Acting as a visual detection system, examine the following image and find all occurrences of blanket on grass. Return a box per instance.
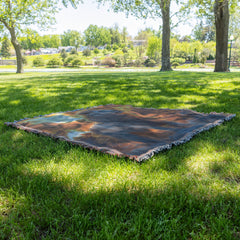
[5,104,235,162]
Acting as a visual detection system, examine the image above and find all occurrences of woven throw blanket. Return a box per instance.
[5,104,235,162]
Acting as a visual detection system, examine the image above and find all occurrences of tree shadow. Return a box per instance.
[0,71,240,239]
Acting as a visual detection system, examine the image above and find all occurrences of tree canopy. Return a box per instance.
[0,0,83,73]
[84,25,111,47]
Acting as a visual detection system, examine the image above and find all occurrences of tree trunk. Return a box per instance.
[214,0,229,72]
[9,27,24,73]
[160,0,172,71]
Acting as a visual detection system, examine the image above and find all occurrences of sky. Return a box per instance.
[40,1,195,37]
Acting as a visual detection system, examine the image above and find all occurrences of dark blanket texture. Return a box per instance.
[5,104,235,162]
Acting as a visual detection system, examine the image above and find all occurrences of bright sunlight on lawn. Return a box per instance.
[0,71,239,239]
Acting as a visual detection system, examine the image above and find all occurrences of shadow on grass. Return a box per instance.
[1,142,240,239]
[0,71,240,239]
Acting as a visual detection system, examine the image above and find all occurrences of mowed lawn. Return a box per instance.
[0,71,239,239]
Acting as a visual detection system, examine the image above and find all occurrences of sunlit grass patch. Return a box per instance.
[0,71,239,239]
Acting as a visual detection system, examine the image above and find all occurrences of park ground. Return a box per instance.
[0,71,240,239]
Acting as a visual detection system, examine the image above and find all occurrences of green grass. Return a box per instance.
[0,71,239,239]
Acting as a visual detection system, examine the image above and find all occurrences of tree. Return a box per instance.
[20,29,42,51]
[61,30,83,49]
[0,0,82,73]
[84,25,111,47]
[40,34,61,48]
[96,0,177,71]
[1,36,11,59]
[134,28,154,45]
[146,36,162,63]
[188,0,239,72]
[229,5,240,40]
[214,0,229,71]
[193,21,215,42]
[109,24,121,45]
[121,27,129,44]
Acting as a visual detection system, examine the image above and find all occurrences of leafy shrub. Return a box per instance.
[200,56,207,64]
[171,62,180,68]
[123,53,130,67]
[94,58,101,66]
[94,48,99,54]
[70,48,78,55]
[133,58,143,67]
[82,49,91,57]
[126,60,134,67]
[144,58,156,67]
[60,49,68,60]
[102,57,116,67]
[103,49,108,55]
[112,55,123,67]
[122,47,128,53]
[170,58,185,65]
[129,43,134,50]
[47,57,62,68]
[64,56,75,66]
[64,56,83,67]
[71,57,83,67]
[33,56,45,67]
[106,45,112,51]
[114,49,124,55]
[173,50,187,59]
[112,44,119,51]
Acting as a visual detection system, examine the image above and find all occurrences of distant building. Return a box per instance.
[39,48,58,54]
[58,46,75,53]
[132,40,147,47]
[78,45,89,52]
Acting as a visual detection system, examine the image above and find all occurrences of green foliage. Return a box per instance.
[82,49,91,57]
[193,21,215,42]
[64,55,83,67]
[109,24,121,45]
[171,58,186,64]
[102,57,116,67]
[93,48,100,54]
[19,29,42,51]
[144,58,156,67]
[103,49,108,55]
[60,49,68,60]
[64,55,76,66]
[171,62,180,68]
[114,49,124,55]
[61,30,83,49]
[0,0,76,73]
[106,44,112,51]
[229,5,240,41]
[122,47,128,53]
[146,36,161,62]
[123,53,130,66]
[171,39,216,62]
[33,56,45,67]
[0,37,11,59]
[47,57,63,68]
[70,48,78,55]
[133,58,144,67]
[84,25,111,47]
[71,57,83,67]
[94,58,101,66]
[40,34,61,48]
[135,28,154,42]
[112,55,123,67]
[112,43,119,51]
[0,0,59,32]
